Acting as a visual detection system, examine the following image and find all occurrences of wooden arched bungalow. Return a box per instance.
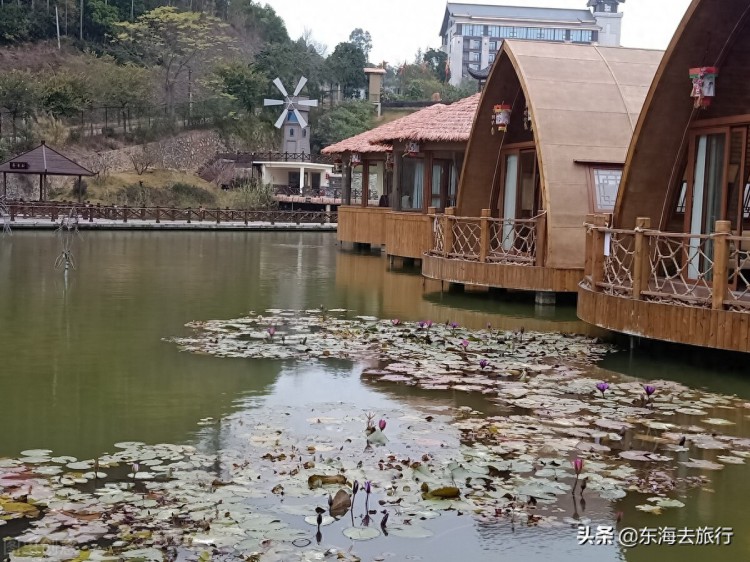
[421,40,662,303]
[324,94,480,260]
[578,0,750,352]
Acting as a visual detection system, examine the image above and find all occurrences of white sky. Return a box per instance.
[261,0,693,65]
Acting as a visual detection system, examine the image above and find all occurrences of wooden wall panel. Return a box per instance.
[337,206,389,246]
[577,285,750,353]
[423,254,581,292]
[384,212,434,259]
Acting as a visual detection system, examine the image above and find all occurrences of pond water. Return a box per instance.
[0,231,748,561]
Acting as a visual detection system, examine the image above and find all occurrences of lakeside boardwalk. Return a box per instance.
[1,202,337,231]
[5,218,337,231]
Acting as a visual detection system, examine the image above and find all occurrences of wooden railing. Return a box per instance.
[584,217,750,312]
[4,201,336,225]
[429,207,544,266]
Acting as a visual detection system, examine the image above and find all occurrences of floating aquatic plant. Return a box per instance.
[596,381,610,397]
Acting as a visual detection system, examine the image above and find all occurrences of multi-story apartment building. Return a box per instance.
[440,1,624,85]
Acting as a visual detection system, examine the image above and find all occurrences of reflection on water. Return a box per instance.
[335,249,602,335]
[1,232,749,561]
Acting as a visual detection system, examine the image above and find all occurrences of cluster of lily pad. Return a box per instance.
[3,309,750,560]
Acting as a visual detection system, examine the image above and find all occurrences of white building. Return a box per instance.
[440,1,624,85]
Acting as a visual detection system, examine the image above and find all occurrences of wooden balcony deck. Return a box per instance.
[420,208,581,293]
[337,206,389,246]
[337,207,436,259]
[578,218,750,352]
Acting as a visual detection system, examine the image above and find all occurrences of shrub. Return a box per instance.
[169,182,216,207]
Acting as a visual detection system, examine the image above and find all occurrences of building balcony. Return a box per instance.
[421,208,581,293]
[578,217,750,352]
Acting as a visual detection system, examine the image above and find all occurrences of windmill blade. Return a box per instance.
[293,76,308,97]
[293,107,308,129]
[297,99,319,107]
[264,99,284,106]
[273,77,289,98]
[274,108,290,129]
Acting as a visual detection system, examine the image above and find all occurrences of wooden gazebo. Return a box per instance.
[0,141,95,200]
[579,0,750,352]
[422,40,662,303]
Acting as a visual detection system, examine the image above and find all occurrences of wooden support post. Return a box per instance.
[2,172,6,198]
[187,208,192,224]
[123,205,128,223]
[423,152,433,213]
[392,147,402,211]
[155,207,160,224]
[216,208,221,224]
[361,160,370,207]
[712,220,731,310]
[479,208,490,263]
[632,217,651,300]
[535,212,547,267]
[443,207,455,258]
[343,158,352,205]
[584,214,596,278]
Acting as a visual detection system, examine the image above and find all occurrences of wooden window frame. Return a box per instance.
[585,164,623,214]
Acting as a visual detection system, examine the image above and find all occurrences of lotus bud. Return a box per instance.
[572,458,583,475]
[479,359,489,369]
[267,326,276,339]
[364,480,372,495]
[643,385,656,397]
[391,319,401,326]
[378,419,387,431]
[352,480,359,496]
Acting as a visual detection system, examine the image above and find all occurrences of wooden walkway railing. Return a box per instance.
[429,207,543,266]
[4,201,337,225]
[584,217,750,312]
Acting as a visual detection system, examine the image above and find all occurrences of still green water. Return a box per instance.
[0,231,748,561]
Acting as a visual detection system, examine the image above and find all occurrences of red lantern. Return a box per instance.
[492,104,512,134]
[689,67,718,109]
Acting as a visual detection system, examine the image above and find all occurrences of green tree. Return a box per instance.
[213,62,267,112]
[115,6,235,112]
[84,57,154,129]
[312,100,373,154]
[254,39,325,99]
[40,73,91,117]
[348,28,372,61]
[423,48,449,83]
[229,0,289,45]
[0,70,40,141]
[325,42,367,99]
[83,0,121,41]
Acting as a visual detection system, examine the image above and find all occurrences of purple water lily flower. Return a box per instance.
[450,321,459,330]
[596,382,609,397]
[418,321,427,329]
[460,339,469,349]
[267,326,276,339]
[391,319,401,326]
[572,458,583,475]
[426,320,433,330]
[644,385,656,397]
[364,480,372,495]
[479,359,489,370]
[378,419,387,431]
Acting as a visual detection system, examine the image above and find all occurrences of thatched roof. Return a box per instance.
[0,142,94,176]
[458,40,662,270]
[321,93,480,155]
[320,129,391,155]
[615,0,749,229]
[368,93,481,144]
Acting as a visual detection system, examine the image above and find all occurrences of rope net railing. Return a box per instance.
[727,236,750,311]
[487,218,537,265]
[429,214,538,265]
[432,216,444,254]
[601,229,636,297]
[644,232,714,307]
[588,224,750,313]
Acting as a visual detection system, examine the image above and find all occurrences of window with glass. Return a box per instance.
[468,39,481,50]
[590,168,623,212]
[498,26,516,38]
[570,29,593,42]
[469,51,480,62]
[539,28,565,41]
[468,63,480,71]
[488,53,495,63]
[400,158,424,211]
[487,26,500,37]
[463,24,484,37]
[489,41,497,51]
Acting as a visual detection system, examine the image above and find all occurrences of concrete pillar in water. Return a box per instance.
[535,291,556,306]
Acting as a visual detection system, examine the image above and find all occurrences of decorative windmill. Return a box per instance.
[264,77,318,155]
